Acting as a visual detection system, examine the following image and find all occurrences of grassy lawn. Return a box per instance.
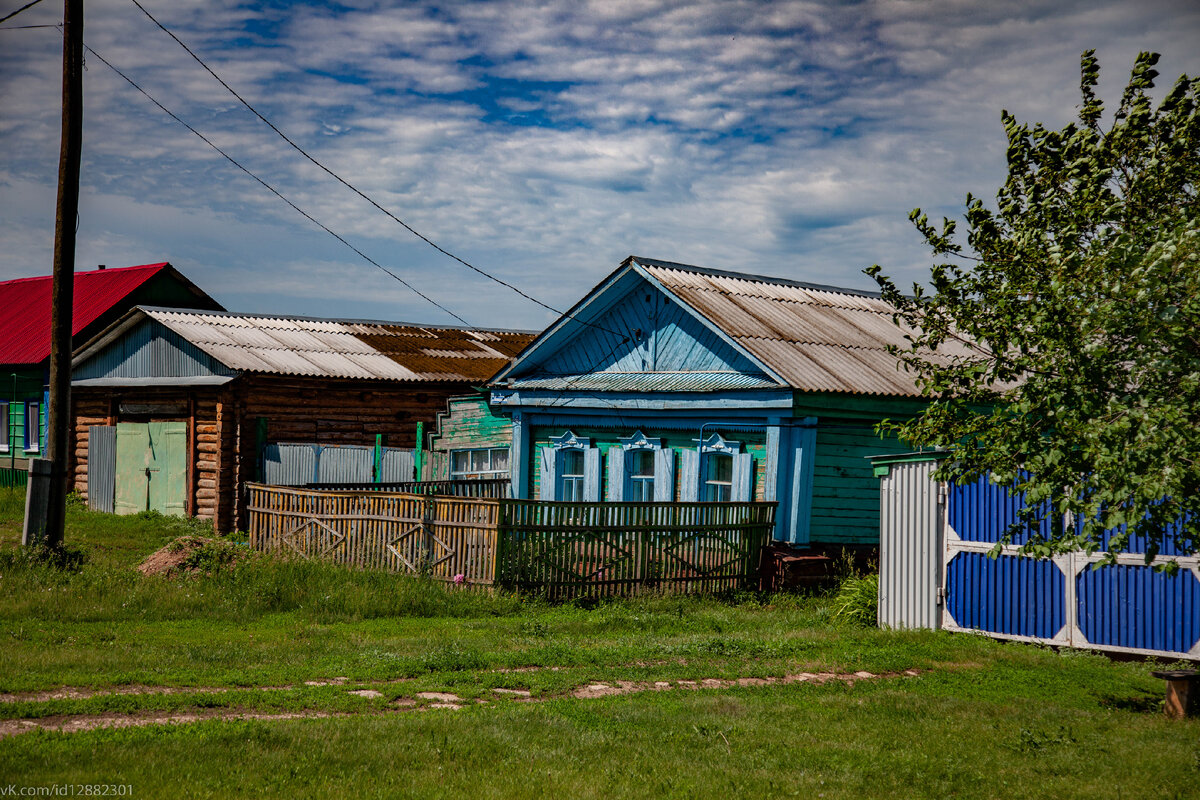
[0,490,1196,799]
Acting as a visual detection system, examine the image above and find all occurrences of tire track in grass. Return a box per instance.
[0,669,925,738]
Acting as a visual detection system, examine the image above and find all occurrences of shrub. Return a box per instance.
[831,572,878,627]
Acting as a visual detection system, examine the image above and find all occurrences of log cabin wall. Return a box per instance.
[70,386,227,530]
[225,375,469,531]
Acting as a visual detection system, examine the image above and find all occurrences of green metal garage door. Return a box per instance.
[114,422,187,516]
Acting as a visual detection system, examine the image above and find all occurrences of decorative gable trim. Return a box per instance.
[618,430,661,451]
[491,259,785,388]
[550,430,590,450]
[697,433,742,455]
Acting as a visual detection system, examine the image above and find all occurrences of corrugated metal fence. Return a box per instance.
[246,483,775,596]
[874,454,1200,660]
[87,425,116,513]
[304,479,510,497]
[262,443,415,486]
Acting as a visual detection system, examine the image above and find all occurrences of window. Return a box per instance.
[704,453,733,501]
[681,433,752,502]
[628,450,655,501]
[0,402,8,451]
[450,447,509,479]
[539,431,600,502]
[23,401,39,452]
[559,449,585,501]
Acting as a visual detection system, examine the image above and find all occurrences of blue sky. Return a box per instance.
[1,0,1198,331]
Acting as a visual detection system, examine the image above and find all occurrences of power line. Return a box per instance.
[83,44,472,328]
[0,23,57,30]
[0,0,46,25]
[128,0,594,329]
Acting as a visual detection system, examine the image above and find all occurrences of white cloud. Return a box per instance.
[0,0,1197,330]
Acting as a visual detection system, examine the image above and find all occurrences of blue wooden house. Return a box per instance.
[489,256,936,549]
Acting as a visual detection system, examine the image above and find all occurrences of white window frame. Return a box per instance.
[610,430,672,503]
[23,400,40,453]
[679,433,753,503]
[0,402,9,453]
[540,431,600,502]
[704,452,734,502]
[627,449,656,501]
[449,447,508,479]
[558,448,586,502]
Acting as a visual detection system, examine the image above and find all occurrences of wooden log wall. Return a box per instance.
[228,377,473,532]
[73,378,477,533]
[70,387,226,530]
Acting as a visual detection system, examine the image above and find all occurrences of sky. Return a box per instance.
[1,0,1198,332]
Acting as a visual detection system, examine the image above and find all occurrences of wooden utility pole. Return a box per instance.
[31,0,84,548]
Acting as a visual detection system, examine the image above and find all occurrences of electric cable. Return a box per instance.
[128,0,623,336]
[85,43,472,328]
[0,0,47,26]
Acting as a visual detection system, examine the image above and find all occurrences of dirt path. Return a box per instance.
[0,669,922,738]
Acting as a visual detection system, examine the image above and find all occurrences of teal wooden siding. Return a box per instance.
[1,398,43,453]
[428,395,514,480]
[809,422,908,545]
[530,425,766,502]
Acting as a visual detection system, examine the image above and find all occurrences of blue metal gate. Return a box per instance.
[942,475,1200,659]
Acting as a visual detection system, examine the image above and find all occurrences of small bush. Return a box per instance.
[0,542,88,573]
[831,572,879,627]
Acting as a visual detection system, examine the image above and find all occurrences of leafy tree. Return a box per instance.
[867,51,1199,562]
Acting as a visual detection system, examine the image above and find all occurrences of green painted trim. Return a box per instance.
[792,391,929,420]
[866,450,949,466]
[374,433,384,484]
[255,417,268,482]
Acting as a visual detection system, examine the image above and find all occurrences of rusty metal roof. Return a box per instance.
[634,257,960,397]
[119,309,535,383]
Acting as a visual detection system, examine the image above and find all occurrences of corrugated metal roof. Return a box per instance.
[504,372,780,393]
[635,257,966,397]
[0,263,171,364]
[140,309,535,383]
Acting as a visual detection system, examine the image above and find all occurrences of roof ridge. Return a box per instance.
[630,255,884,299]
[0,263,168,286]
[140,306,539,334]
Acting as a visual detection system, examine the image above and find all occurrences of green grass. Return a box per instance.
[1,489,1196,799]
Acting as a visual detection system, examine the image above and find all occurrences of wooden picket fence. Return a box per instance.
[245,483,776,596]
[246,484,501,585]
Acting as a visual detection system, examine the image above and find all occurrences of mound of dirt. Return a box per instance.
[137,536,221,577]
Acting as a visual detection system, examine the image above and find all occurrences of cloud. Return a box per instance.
[1,0,1197,331]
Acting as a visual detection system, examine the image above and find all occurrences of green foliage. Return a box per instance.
[867,51,1200,561]
[0,541,87,573]
[831,572,879,627]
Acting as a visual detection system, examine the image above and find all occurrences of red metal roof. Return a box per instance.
[0,263,172,365]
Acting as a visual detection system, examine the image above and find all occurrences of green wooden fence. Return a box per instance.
[495,500,776,598]
[245,484,775,597]
[0,466,28,490]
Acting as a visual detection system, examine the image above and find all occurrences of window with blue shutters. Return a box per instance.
[680,433,753,502]
[705,453,733,501]
[608,430,675,502]
[539,431,600,501]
